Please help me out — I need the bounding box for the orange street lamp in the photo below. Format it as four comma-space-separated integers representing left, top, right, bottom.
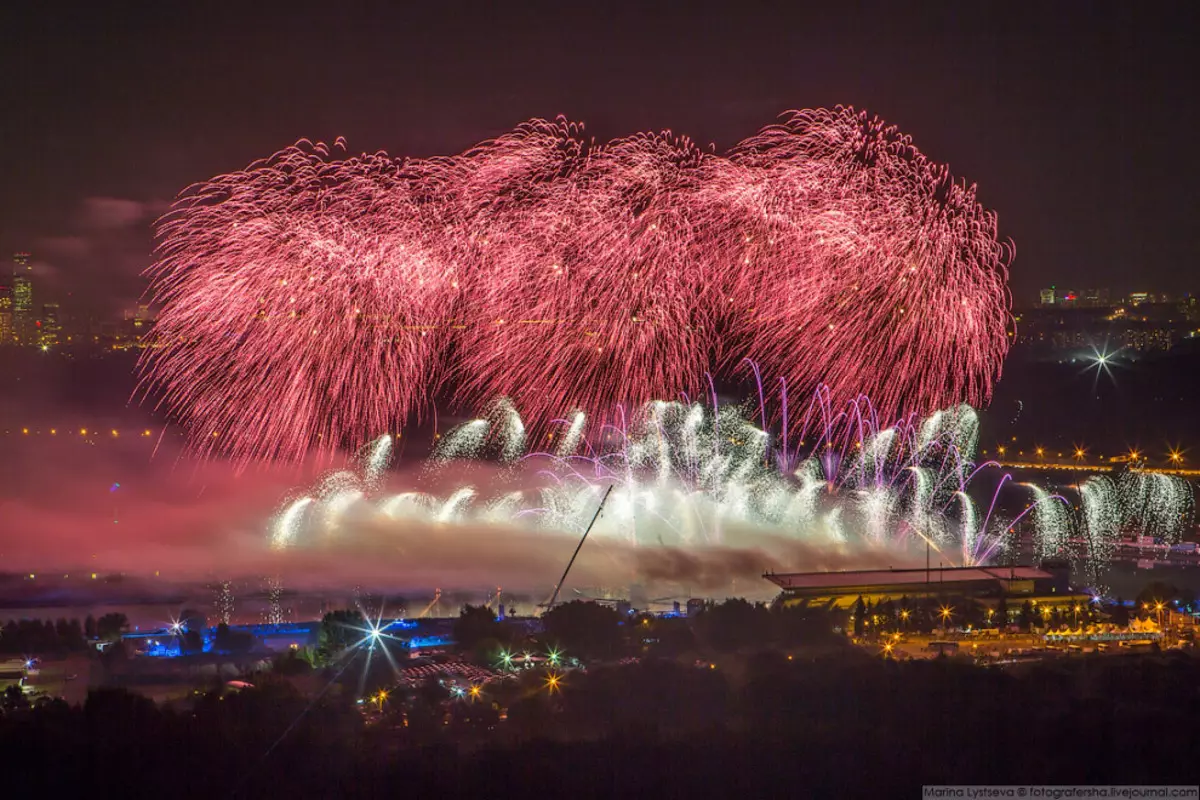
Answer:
938, 606, 954, 629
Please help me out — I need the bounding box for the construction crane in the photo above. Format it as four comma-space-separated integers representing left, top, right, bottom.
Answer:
542, 485, 613, 611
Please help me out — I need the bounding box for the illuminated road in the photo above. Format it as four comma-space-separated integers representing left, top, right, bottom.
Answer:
997, 461, 1200, 478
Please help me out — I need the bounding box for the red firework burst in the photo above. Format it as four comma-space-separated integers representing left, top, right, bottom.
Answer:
141, 107, 1011, 463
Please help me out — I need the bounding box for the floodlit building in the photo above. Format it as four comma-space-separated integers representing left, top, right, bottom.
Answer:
12, 253, 34, 345
0, 283, 12, 344
765, 561, 1090, 611
39, 303, 61, 348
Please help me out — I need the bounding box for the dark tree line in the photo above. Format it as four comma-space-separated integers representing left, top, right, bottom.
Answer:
0, 613, 128, 654
3, 650, 1200, 796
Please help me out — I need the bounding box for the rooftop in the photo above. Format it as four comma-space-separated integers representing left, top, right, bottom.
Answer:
764, 565, 1055, 591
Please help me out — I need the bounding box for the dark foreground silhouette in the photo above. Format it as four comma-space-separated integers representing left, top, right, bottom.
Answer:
3, 648, 1198, 798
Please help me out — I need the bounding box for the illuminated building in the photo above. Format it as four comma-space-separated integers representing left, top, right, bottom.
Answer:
1081, 288, 1110, 307
1038, 287, 1055, 307
12, 253, 34, 345
766, 561, 1090, 612
39, 303, 61, 348
0, 282, 12, 344
1128, 292, 1150, 306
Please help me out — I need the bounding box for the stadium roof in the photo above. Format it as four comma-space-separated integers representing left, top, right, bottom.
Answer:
764, 565, 1054, 591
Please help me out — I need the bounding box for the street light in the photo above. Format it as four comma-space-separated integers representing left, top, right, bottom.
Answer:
938, 606, 954, 630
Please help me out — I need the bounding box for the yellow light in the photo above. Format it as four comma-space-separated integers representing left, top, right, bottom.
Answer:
50, 429, 56, 435
22, 428, 28, 435
111, 429, 118, 437
80, 428, 87, 435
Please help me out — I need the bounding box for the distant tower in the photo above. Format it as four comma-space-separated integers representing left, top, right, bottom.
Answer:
11, 254, 33, 345
39, 303, 61, 349
0, 281, 12, 344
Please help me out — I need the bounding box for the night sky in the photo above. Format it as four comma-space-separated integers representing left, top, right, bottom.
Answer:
1, 1, 1196, 312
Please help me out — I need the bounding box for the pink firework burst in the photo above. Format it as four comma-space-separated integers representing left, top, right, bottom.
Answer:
141, 107, 1011, 463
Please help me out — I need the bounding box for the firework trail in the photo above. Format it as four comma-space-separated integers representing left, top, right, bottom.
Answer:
271, 393, 1029, 570
143, 108, 1012, 463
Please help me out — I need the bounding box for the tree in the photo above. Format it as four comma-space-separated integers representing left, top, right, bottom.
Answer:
84, 614, 97, 640
694, 599, 773, 652
995, 596, 1009, 629
879, 599, 897, 631
180, 608, 207, 633
2, 684, 29, 714
95, 613, 128, 642
67, 619, 85, 649
852, 596, 867, 637
773, 605, 841, 649
317, 609, 368, 661
1019, 601, 1035, 633
273, 649, 314, 676
453, 605, 501, 655
541, 601, 622, 660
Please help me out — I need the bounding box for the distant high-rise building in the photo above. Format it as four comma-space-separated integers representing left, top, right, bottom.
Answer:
1039, 288, 1055, 307
0, 282, 12, 344
12, 253, 34, 345
39, 303, 61, 348
1128, 292, 1150, 306
1080, 288, 1111, 308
